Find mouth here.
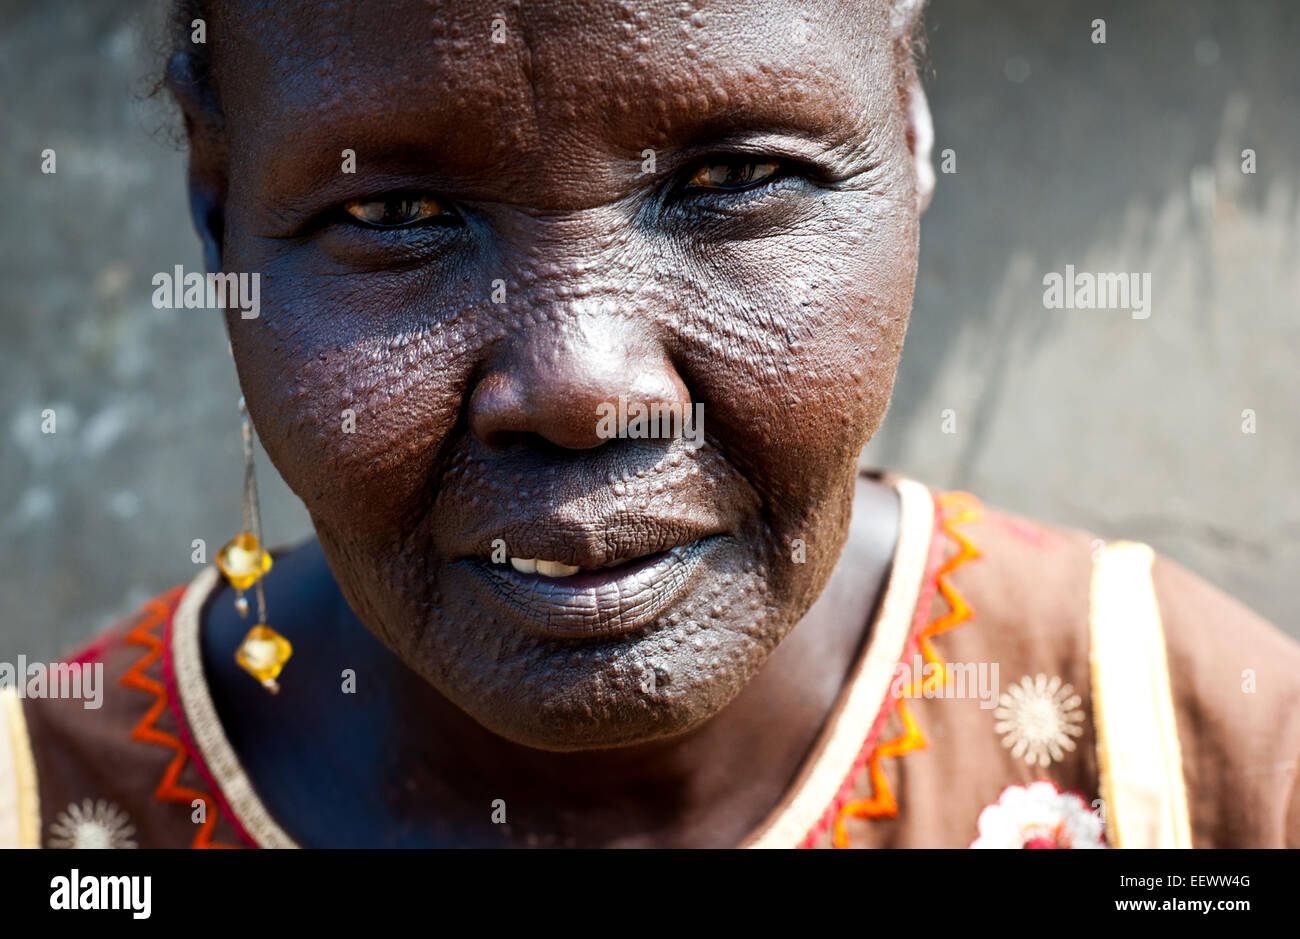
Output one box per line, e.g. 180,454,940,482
464,536,724,640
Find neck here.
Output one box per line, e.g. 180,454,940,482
201,474,900,847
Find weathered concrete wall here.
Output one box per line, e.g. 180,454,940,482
0,1,312,660
863,0,1299,638
1,0,1295,661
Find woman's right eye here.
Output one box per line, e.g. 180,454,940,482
343,194,450,228
682,159,783,193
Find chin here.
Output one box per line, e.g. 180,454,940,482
433,561,796,750
341,548,803,752
317,479,845,752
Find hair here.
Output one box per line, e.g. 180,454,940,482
160,0,219,135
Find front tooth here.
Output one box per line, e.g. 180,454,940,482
510,557,537,574
536,559,580,578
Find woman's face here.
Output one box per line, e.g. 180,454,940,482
195,0,930,750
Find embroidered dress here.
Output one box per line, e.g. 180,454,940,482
3,474,1299,848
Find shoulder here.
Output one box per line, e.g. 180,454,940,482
924,486,1300,847
927,492,1098,687
1150,553,1300,846
1,579,250,848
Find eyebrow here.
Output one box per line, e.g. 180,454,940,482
606,57,881,154
229,41,881,219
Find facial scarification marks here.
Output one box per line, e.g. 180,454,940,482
210,0,923,752
344,433,782,746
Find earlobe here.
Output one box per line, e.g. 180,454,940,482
166,50,229,270
903,74,935,214
189,186,225,273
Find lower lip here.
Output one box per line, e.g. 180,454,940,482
464,538,721,640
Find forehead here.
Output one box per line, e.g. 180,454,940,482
211,0,897,194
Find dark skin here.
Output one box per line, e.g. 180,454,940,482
202,476,898,846
176,0,934,847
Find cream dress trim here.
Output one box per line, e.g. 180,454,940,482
0,687,41,848
172,565,300,848
743,477,936,848
1089,541,1193,849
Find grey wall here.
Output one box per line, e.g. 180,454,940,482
0,0,311,661
1,0,1296,662
862,0,1299,637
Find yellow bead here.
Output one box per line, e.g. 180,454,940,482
217,533,272,591
235,625,292,691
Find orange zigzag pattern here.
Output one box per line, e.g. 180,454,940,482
120,590,241,849
832,491,982,848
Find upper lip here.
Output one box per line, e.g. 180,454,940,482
456,515,723,570
432,467,752,639
433,450,754,572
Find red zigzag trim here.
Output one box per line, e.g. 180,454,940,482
120,589,241,849
830,491,983,848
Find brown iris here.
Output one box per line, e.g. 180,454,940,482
685,159,780,192
344,194,447,227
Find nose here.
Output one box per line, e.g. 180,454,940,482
469,320,691,451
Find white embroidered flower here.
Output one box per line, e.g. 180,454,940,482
994,672,1085,767
47,798,138,849
971,780,1106,848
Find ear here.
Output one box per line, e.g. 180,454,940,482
891,0,934,213
902,68,935,214
166,50,228,272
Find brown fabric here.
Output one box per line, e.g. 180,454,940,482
5,485,1299,847
1153,555,1300,847
19,592,247,848
813,499,1300,848
814,499,1103,848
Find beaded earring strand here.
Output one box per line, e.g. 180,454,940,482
215,397,292,692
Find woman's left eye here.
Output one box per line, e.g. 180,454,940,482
343,194,449,228
683,159,782,193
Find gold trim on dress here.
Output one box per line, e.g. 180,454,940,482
742,476,936,848
171,565,300,849
0,687,41,848
1089,541,1193,848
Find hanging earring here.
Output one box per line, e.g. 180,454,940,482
216,396,292,693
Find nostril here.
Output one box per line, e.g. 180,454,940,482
468,372,525,449
474,427,524,452
476,429,570,455
482,429,613,457
467,327,693,452
469,374,609,451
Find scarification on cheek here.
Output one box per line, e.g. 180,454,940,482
209,0,922,750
